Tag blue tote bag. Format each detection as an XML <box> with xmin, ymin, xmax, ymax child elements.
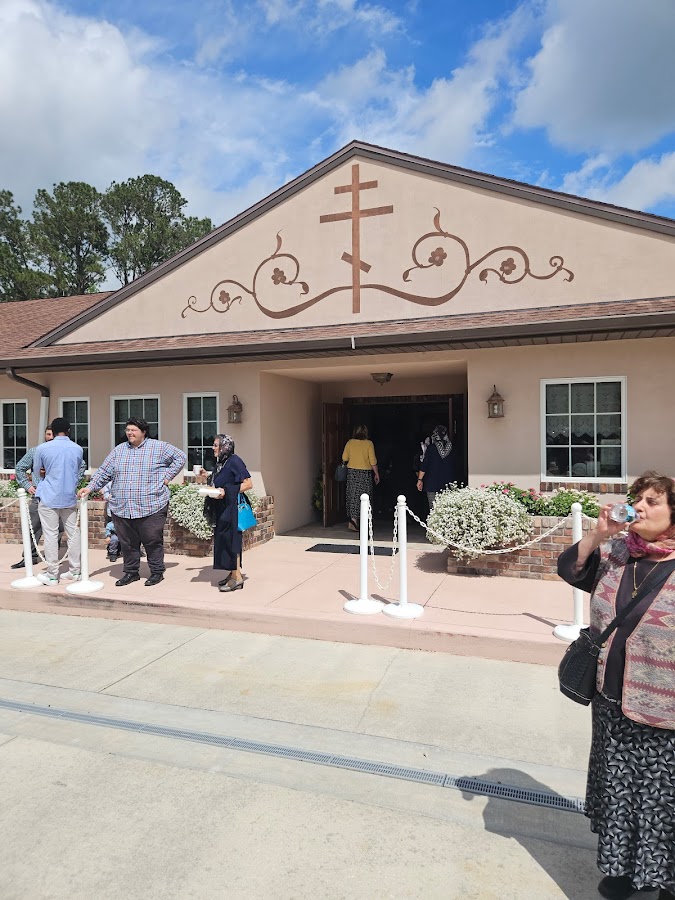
<box><xmin>237</xmin><ymin>493</ymin><xmax>257</xmax><ymax>532</ymax></box>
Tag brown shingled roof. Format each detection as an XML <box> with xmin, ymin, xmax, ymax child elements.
<box><xmin>0</xmin><ymin>293</ymin><xmax>110</xmax><ymax>355</ymax></box>
<box><xmin>2</xmin><ymin>295</ymin><xmax>675</xmax><ymax>371</ymax></box>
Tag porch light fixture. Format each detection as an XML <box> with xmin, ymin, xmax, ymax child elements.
<box><xmin>227</xmin><ymin>394</ymin><xmax>243</xmax><ymax>424</ymax></box>
<box><xmin>371</xmin><ymin>372</ymin><xmax>393</xmax><ymax>385</ymax></box>
<box><xmin>487</xmin><ymin>385</ymin><xmax>505</xmax><ymax>419</ymax></box>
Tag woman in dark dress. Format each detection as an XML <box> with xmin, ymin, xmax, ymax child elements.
<box><xmin>204</xmin><ymin>434</ymin><xmax>251</xmax><ymax>593</ymax></box>
<box><xmin>557</xmin><ymin>472</ymin><xmax>675</xmax><ymax>900</ymax></box>
<box><xmin>416</xmin><ymin>424</ymin><xmax>453</xmax><ymax>509</ymax></box>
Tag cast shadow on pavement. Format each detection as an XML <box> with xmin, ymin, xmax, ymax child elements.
<box><xmin>458</xmin><ymin>767</ymin><xmax>597</xmax><ymax>899</ymax></box>
<box><xmin>413</xmin><ymin>550</ymin><xmax>451</xmax><ymax>573</ymax></box>
<box><xmin>90</xmin><ymin>561</ymin><xmax>180</xmax><ymax>579</ymax></box>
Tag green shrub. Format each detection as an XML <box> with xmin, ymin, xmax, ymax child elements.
<box><xmin>484</xmin><ymin>481</ymin><xmax>542</xmax><ymax>514</ymax></box>
<box><xmin>537</xmin><ymin>488</ymin><xmax>600</xmax><ymax>518</ymax></box>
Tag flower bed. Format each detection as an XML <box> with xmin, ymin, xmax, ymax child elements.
<box><xmin>426</xmin><ymin>483</ymin><xmax>601</xmax><ymax>581</ymax></box>
<box><xmin>0</xmin><ymin>495</ymin><xmax>275</xmax><ymax>558</ymax></box>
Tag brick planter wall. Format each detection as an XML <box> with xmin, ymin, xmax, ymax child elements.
<box><xmin>0</xmin><ymin>496</ymin><xmax>275</xmax><ymax>558</ymax></box>
<box><xmin>445</xmin><ymin>514</ymin><xmax>595</xmax><ymax>580</ymax></box>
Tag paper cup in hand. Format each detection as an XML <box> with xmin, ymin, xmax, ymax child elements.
<box><xmin>193</xmin><ymin>465</ymin><xmax>202</xmax><ymax>475</ymax></box>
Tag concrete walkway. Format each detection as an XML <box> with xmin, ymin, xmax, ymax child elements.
<box><xmin>0</xmin><ymin>526</ymin><xmax>586</xmax><ymax>665</ymax></box>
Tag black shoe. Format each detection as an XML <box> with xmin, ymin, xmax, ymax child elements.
<box><xmin>115</xmin><ymin>573</ymin><xmax>140</xmax><ymax>587</ymax></box>
<box><xmin>598</xmin><ymin>876</ymin><xmax>658</xmax><ymax>899</ymax></box>
<box><xmin>219</xmin><ymin>578</ymin><xmax>244</xmax><ymax>593</ymax></box>
<box><xmin>107</xmin><ymin>553</ymin><xmax>119</xmax><ymax>562</ymax></box>
<box><xmin>145</xmin><ymin>573</ymin><xmax>164</xmax><ymax>586</ymax></box>
<box><xmin>10</xmin><ymin>556</ymin><xmax>39</xmax><ymax>569</ymax></box>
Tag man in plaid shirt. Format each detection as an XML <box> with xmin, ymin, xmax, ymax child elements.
<box><xmin>79</xmin><ymin>417</ymin><xmax>186</xmax><ymax>587</ymax></box>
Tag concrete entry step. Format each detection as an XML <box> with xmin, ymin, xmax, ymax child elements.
<box><xmin>0</xmin><ymin>538</ymin><xmax>585</xmax><ymax>665</ymax></box>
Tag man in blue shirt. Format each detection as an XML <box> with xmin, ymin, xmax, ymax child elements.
<box><xmin>32</xmin><ymin>417</ymin><xmax>83</xmax><ymax>585</ymax></box>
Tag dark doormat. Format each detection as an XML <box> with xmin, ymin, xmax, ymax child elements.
<box><xmin>307</xmin><ymin>543</ymin><xmax>393</xmax><ymax>556</ymax></box>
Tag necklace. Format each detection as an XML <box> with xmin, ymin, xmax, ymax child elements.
<box><xmin>632</xmin><ymin>559</ymin><xmax>661</xmax><ymax>598</ymax></box>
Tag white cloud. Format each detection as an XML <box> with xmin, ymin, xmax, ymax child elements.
<box><xmin>559</xmin><ymin>152</ymin><xmax>675</xmax><ymax>212</ymax></box>
<box><xmin>0</xmin><ymin>0</ymin><xmax>166</xmax><ymax>210</ymax></box>
<box><xmin>513</xmin><ymin>0</ymin><xmax>675</xmax><ymax>154</ymax></box>
<box><xmin>314</xmin><ymin>5</ymin><xmax>533</xmax><ymax>162</ymax></box>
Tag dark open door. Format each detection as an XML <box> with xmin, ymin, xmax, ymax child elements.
<box><xmin>322</xmin><ymin>402</ymin><xmax>348</xmax><ymax>526</ymax></box>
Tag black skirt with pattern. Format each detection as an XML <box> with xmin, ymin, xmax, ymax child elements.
<box><xmin>345</xmin><ymin>468</ymin><xmax>373</xmax><ymax>521</ymax></box>
<box><xmin>586</xmin><ymin>694</ymin><xmax>675</xmax><ymax>891</ymax></box>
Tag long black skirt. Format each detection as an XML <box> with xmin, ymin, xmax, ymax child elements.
<box><xmin>346</xmin><ymin>468</ymin><xmax>373</xmax><ymax>520</ymax></box>
<box><xmin>586</xmin><ymin>694</ymin><xmax>675</xmax><ymax>891</ymax></box>
<box><xmin>212</xmin><ymin>491</ymin><xmax>242</xmax><ymax>571</ymax></box>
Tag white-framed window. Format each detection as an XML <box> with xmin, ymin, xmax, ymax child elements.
<box><xmin>1</xmin><ymin>399</ymin><xmax>28</xmax><ymax>469</ymax></box>
<box><xmin>111</xmin><ymin>396</ymin><xmax>160</xmax><ymax>447</ymax></box>
<box><xmin>60</xmin><ymin>397</ymin><xmax>90</xmax><ymax>467</ymax></box>
<box><xmin>183</xmin><ymin>393</ymin><xmax>219</xmax><ymax>472</ymax></box>
<box><xmin>541</xmin><ymin>377</ymin><xmax>626</xmax><ymax>481</ymax></box>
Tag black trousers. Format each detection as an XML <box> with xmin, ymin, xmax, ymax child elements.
<box><xmin>112</xmin><ymin>505</ymin><xmax>168</xmax><ymax>576</ymax></box>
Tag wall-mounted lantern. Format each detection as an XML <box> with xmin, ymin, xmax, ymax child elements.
<box><xmin>487</xmin><ymin>385</ymin><xmax>505</xmax><ymax>418</ymax></box>
<box><xmin>227</xmin><ymin>394</ymin><xmax>243</xmax><ymax>424</ymax></box>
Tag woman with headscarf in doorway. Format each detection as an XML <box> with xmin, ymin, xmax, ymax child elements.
<box><xmin>203</xmin><ymin>434</ymin><xmax>252</xmax><ymax>592</ymax></box>
<box><xmin>416</xmin><ymin>425</ymin><xmax>453</xmax><ymax>510</ymax></box>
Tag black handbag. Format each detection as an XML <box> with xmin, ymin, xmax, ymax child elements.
<box><xmin>558</xmin><ymin>562</ymin><xmax>673</xmax><ymax>705</ymax></box>
<box><xmin>335</xmin><ymin>462</ymin><xmax>347</xmax><ymax>483</ymax></box>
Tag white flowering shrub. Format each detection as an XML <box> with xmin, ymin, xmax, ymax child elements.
<box><xmin>169</xmin><ymin>485</ymin><xmax>214</xmax><ymax>541</ymax></box>
<box><xmin>427</xmin><ymin>486</ymin><xmax>533</xmax><ymax>560</ymax></box>
<box><xmin>0</xmin><ymin>478</ymin><xmax>18</xmax><ymax>497</ymax></box>
<box><xmin>168</xmin><ymin>484</ymin><xmax>261</xmax><ymax>540</ymax></box>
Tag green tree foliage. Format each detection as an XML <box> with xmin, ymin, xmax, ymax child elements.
<box><xmin>0</xmin><ymin>191</ymin><xmax>51</xmax><ymax>302</ymax></box>
<box><xmin>31</xmin><ymin>181</ymin><xmax>108</xmax><ymax>296</ymax></box>
<box><xmin>101</xmin><ymin>175</ymin><xmax>213</xmax><ymax>285</ymax></box>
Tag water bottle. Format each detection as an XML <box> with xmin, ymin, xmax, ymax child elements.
<box><xmin>610</xmin><ymin>503</ymin><xmax>639</xmax><ymax>524</ymax></box>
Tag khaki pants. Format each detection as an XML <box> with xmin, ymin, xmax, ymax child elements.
<box><xmin>38</xmin><ymin>506</ymin><xmax>80</xmax><ymax>578</ymax></box>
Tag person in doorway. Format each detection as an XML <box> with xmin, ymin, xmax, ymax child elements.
<box><xmin>557</xmin><ymin>472</ymin><xmax>675</xmax><ymax>900</ymax></box>
<box><xmin>32</xmin><ymin>418</ymin><xmax>83</xmax><ymax>585</ymax></box>
<box><xmin>78</xmin><ymin>417</ymin><xmax>186</xmax><ymax>587</ymax></box>
<box><xmin>416</xmin><ymin>425</ymin><xmax>453</xmax><ymax>510</ymax></box>
<box><xmin>11</xmin><ymin>425</ymin><xmax>57</xmax><ymax>569</ymax></box>
<box><xmin>202</xmin><ymin>435</ymin><xmax>252</xmax><ymax>593</ymax></box>
<box><xmin>342</xmin><ymin>425</ymin><xmax>379</xmax><ymax>531</ymax></box>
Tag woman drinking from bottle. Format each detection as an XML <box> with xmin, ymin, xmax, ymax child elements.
<box><xmin>557</xmin><ymin>472</ymin><xmax>675</xmax><ymax>900</ymax></box>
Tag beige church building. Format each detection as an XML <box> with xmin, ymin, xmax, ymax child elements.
<box><xmin>1</xmin><ymin>141</ymin><xmax>675</xmax><ymax>533</ymax></box>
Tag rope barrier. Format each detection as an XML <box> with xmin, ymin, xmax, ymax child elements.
<box><xmin>367</xmin><ymin>501</ymin><xmax>399</xmax><ymax>591</ymax></box>
<box><xmin>404</xmin><ymin>505</ymin><xmax>572</xmax><ymax>556</ymax></box>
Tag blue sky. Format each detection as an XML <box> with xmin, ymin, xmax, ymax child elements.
<box><xmin>3</xmin><ymin>0</ymin><xmax>675</xmax><ymax>229</ymax></box>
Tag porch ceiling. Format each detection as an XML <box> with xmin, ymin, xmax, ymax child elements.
<box><xmin>267</xmin><ymin>357</ymin><xmax>467</xmax><ymax>382</ymax></box>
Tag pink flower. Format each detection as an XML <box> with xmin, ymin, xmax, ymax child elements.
<box><xmin>9</xmin><ymin>475</ymin><xmax>15</xmax><ymax>480</ymax></box>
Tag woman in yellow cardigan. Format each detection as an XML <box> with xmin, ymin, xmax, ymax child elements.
<box><xmin>342</xmin><ymin>425</ymin><xmax>379</xmax><ymax>531</ymax></box>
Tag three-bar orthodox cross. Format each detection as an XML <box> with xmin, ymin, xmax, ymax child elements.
<box><xmin>319</xmin><ymin>164</ymin><xmax>393</xmax><ymax>313</ymax></box>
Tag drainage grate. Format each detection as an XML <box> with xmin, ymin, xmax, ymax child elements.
<box><xmin>0</xmin><ymin>697</ymin><xmax>585</xmax><ymax>814</ymax></box>
<box><xmin>444</xmin><ymin>776</ymin><xmax>586</xmax><ymax>813</ymax></box>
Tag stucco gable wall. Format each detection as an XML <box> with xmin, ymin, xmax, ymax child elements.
<box><xmin>57</xmin><ymin>157</ymin><xmax>675</xmax><ymax>345</ymax></box>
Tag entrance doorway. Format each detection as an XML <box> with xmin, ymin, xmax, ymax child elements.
<box><xmin>322</xmin><ymin>393</ymin><xmax>467</xmax><ymax>526</ymax></box>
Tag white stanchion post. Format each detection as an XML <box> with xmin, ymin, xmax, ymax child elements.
<box><xmin>344</xmin><ymin>493</ymin><xmax>384</xmax><ymax>615</ymax></box>
<box><xmin>553</xmin><ymin>502</ymin><xmax>586</xmax><ymax>642</ymax></box>
<box><xmin>11</xmin><ymin>488</ymin><xmax>42</xmax><ymax>589</ymax></box>
<box><xmin>383</xmin><ymin>494</ymin><xmax>424</xmax><ymax>619</ymax></box>
<box><xmin>66</xmin><ymin>496</ymin><xmax>104</xmax><ymax>595</ymax></box>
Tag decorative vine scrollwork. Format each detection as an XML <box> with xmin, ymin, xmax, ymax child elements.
<box><xmin>181</xmin><ymin>209</ymin><xmax>574</xmax><ymax>319</ymax></box>
<box><xmin>180</xmin><ymin>233</ymin><xmax>312</xmax><ymax>320</ymax></box>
